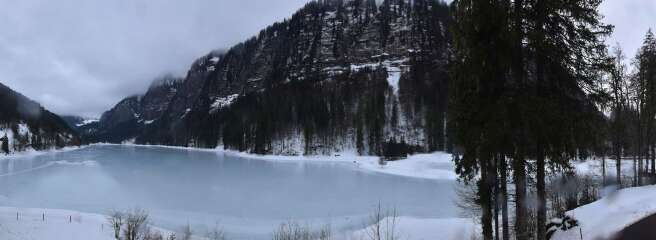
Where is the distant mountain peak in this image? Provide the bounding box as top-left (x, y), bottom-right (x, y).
top-left (148, 74), bottom-right (183, 90)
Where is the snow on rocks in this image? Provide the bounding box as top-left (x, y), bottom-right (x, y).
top-left (75, 119), bottom-right (99, 127)
top-left (209, 94), bottom-right (240, 113)
top-left (386, 66), bottom-right (402, 95)
top-left (1, 123), bottom-right (32, 154)
top-left (550, 185), bottom-right (656, 240)
top-left (349, 58), bottom-right (409, 95)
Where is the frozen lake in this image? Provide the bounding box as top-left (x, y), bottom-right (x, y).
top-left (0, 145), bottom-right (460, 239)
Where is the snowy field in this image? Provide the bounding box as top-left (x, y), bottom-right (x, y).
top-left (0, 206), bottom-right (477, 240)
top-left (349, 217), bottom-right (477, 240)
top-left (0, 207), bottom-right (175, 240)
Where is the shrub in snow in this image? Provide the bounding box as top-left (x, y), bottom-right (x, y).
top-left (205, 224), bottom-right (227, 240)
top-left (546, 216), bottom-right (579, 240)
top-left (1, 134), bottom-right (8, 154)
top-left (364, 204), bottom-right (399, 240)
top-left (272, 222), bottom-right (332, 240)
top-left (109, 208), bottom-right (158, 240)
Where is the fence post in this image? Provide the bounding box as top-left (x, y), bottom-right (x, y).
top-left (43, 213), bottom-right (45, 222)
top-left (16, 212), bottom-right (18, 221)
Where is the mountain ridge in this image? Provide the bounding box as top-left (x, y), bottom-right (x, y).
top-left (0, 82), bottom-right (81, 154)
top-left (93, 0), bottom-right (452, 157)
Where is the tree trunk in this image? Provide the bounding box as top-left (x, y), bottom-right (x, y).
top-left (616, 149), bottom-right (622, 186)
top-left (634, 154), bottom-right (638, 187)
top-left (602, 154), bottom-right (606, 185)
top-left (494, 156), bottom-right (500, 240)
top-left (647, 144), bottom-right (652, 178)
top-left (650, 145), bottom-right (656, 175)
top-left (481, 157), bottom-right (494, 240)
top-left (536, 143), bottom-right (547, 240)
top-left (500, 156), bottom-right (510, 240)
top-left (514, 156), bottom-right (528, 240)
top-left (638, 119), bottom-right (643, 186)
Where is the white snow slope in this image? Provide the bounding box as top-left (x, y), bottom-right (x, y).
top-left (0, 207), bottom-right (175, 240)
top-left (351, 217), bottom-right (478, 240)
top-left (551, 185), bottom-right (656, 240)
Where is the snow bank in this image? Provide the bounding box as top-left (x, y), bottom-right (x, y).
top-left (551, 185), bottom-right (656, 240)
top-left (218, 149), bottom-right (457, 180)
top-left (0, 207), bottom-right (174, 240)
top-left (0, 206), bottom-right (475, 240)
top-left (53, 160), bottom-right (99, 167)
top-left (350, 217), bottom-right (478, 240)
top-left (0, 145), bottom-right (88, 160)
top-left (97, 143), bottom-right (457, 181)
top-left (572, 158), bottom-right (637, 178)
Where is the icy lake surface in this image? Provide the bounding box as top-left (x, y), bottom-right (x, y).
top-left (0, 145), bottom-right (460, 239)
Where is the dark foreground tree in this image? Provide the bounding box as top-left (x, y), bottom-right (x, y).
top-left (450, 0), bottom-right (612, 239)
top-left (450, 0), bottom-right (513, 239)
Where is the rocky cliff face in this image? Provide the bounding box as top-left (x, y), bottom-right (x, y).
top-left (0, 83), bottom-right (80, 153)
top-left (96, 0), bottom-right (452, 156)
top-left (90, 75), bottom-right (183, 143)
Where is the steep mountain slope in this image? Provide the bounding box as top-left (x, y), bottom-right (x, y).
top-left (89, 75), bottom-right (183, 143)
top-left (97, 0), bottom-right (452, 156)
top-left (0, 82), bottom-right (80, 154)
top-left (61, 116), bottom-right (100, 140)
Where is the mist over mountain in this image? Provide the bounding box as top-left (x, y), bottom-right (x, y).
top-left (92, 0), bottom-right (452, 157)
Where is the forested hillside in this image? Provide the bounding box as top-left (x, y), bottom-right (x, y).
top-left (0, 83), bottom-right (80, 154)
top-left (95, 0), bottom-right (452, 157)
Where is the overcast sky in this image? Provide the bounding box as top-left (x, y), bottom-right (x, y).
top-left (0, 0), bottom-right (654, 118)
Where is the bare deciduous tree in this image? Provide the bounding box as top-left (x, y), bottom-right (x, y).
top-left (124, 208), bottom-right (149, 240)
top-left (365, 203), bottom-right (399, 240)
top-left (272, 221), bottom-right (332, 240)
top-left (108, 211), bottom-right (124, 240)
top-left (180, 223), bottom-right (193, 240)
top-left (205, 224), bottom-right (227, 240)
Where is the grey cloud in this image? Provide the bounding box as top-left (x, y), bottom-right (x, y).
top-left (0, 0), bottom-right (308, 118)
top-left (0, 0), bottom-right (650, 118)
top-left (601, 0), bottom-right (656, 63)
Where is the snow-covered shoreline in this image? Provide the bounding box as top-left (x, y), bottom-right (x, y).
top-left (0, 145), bottom-right (90, 159)
top-left (0, 206), bottom-right (477, 240)
top-left (0, 207), bottom-right (175, 240)
top-left (93, 143), bottom-right (458, 181)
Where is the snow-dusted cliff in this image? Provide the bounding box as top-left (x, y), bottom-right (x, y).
top-left (94, 0), bottom-right (452, 157)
